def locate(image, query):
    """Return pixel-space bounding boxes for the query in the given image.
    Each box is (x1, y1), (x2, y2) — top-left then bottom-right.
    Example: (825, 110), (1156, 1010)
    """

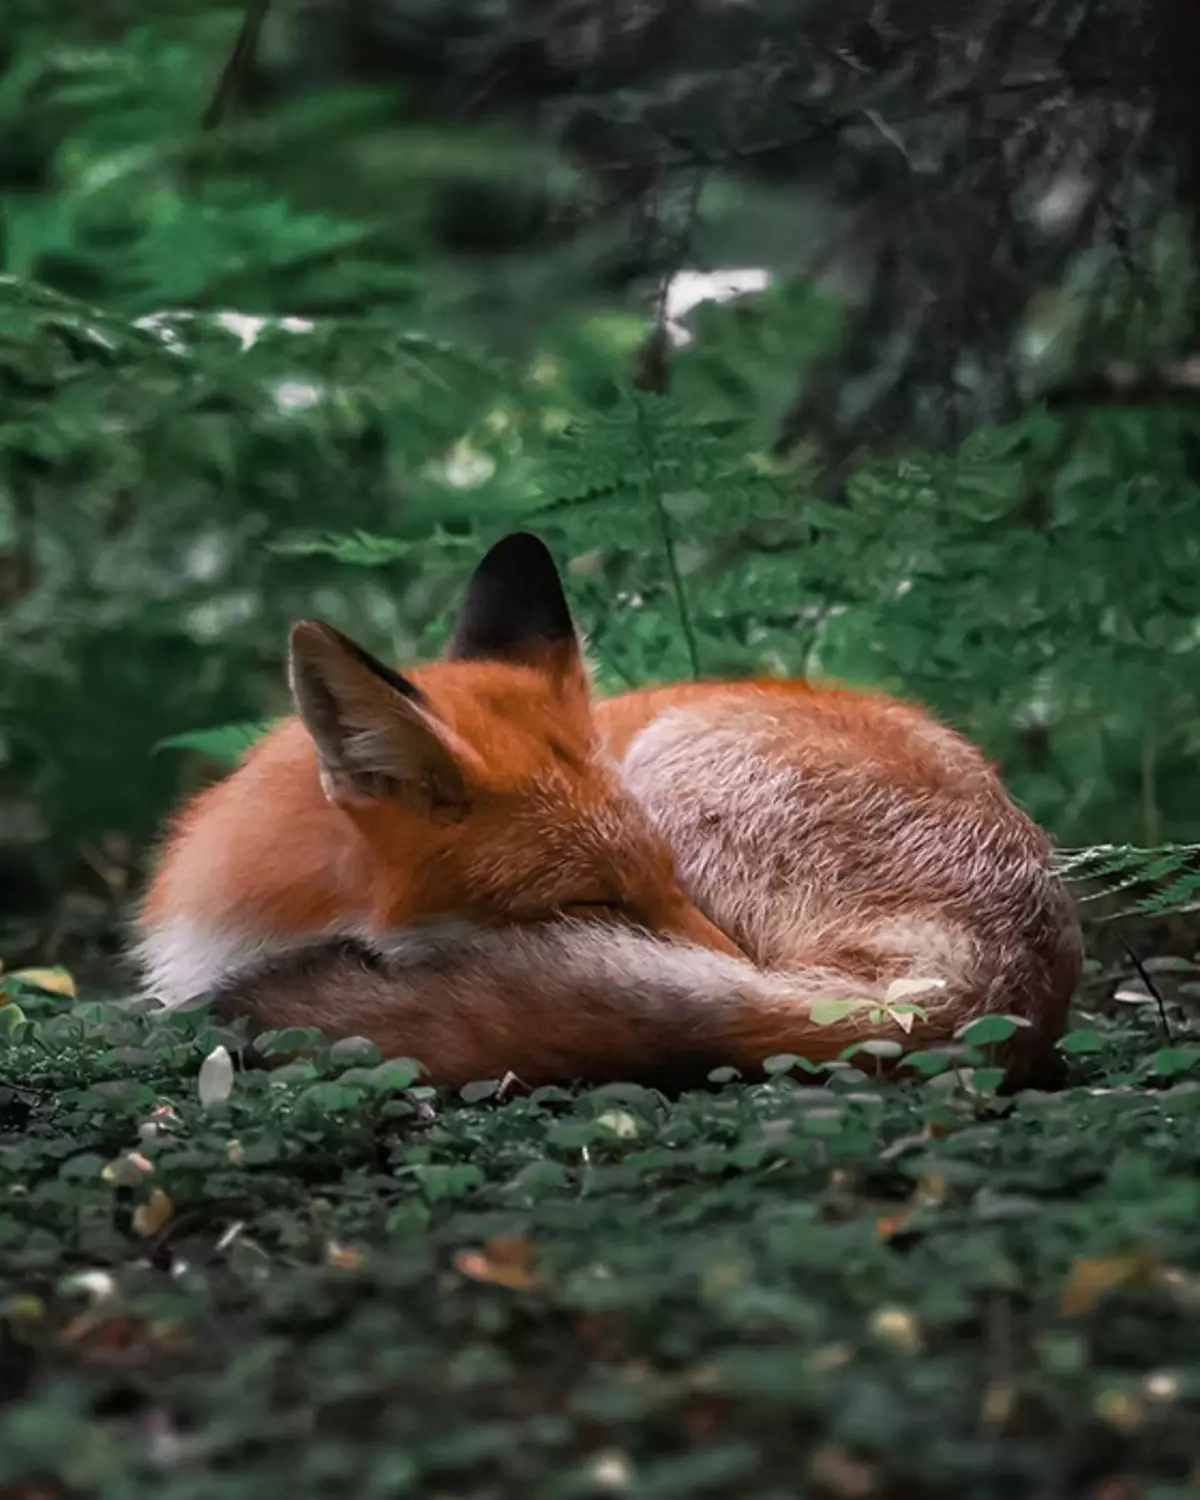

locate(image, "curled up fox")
(135, 533), (1081, 1089)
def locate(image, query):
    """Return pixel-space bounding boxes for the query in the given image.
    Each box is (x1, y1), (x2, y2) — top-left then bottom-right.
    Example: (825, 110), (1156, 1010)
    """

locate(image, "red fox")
(135, 532), (1081, 1089)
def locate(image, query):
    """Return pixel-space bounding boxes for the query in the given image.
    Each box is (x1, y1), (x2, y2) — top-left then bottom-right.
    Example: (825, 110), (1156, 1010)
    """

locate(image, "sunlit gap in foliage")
(662, 268), (771, 347)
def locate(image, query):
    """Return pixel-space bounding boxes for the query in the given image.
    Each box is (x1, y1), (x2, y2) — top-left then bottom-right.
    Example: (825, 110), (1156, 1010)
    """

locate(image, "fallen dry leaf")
(875, 1212), (912, 1241)
(454, 1235), (540, 1290)
(326, 1242), (362, 1271)
(1061, 1248), (1161, 1317)
(132, 1188), (174, 1238)
(9, 966), (77, 997)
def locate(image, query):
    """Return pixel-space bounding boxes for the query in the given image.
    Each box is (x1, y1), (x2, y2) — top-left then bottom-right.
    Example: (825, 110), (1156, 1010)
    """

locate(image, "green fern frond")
(1055, 843), (1200, 919)
(154, 721), (278, 767)
(271, 531), (482, 566)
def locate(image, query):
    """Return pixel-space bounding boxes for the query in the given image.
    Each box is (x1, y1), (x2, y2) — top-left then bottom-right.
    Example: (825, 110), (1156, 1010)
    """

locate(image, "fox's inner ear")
(445, 531), (586, 690)
(288, 621), (470, 813)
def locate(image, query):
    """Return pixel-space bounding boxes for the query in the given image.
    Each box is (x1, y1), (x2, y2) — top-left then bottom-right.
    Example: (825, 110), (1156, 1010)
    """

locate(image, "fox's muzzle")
(665, 899), (745, 960)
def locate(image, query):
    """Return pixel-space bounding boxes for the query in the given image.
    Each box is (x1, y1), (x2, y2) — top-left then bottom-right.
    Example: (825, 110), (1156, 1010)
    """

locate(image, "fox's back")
(596, 681), (1078, 1018)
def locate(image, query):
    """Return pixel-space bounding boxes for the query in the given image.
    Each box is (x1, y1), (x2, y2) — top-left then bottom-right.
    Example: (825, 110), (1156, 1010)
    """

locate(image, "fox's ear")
(445, 532), (584, 687)
(288, 622), (470, 812)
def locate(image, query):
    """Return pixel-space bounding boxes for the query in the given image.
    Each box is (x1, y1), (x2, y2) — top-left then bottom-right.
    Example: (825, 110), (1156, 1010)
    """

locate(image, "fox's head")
(288, 532), (740, 957)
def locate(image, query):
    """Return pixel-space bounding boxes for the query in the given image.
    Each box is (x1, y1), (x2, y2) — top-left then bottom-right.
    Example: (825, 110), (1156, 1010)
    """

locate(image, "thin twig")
(202, 0), (272, 132)
(1121, 935), (1174, 1045)
(630, 166), (708, 680)
(635, 395), (702, 680)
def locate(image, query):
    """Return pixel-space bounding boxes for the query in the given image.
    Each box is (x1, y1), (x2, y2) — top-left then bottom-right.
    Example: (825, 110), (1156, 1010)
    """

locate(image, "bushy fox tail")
(207, 919), (1074, 1091)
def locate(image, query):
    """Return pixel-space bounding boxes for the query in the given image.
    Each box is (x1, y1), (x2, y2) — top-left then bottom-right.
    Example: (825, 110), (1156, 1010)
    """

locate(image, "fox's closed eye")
(560, 899), (625, 915)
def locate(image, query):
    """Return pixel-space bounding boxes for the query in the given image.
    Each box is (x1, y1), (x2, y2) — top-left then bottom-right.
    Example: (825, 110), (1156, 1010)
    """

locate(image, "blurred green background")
(2, 0), (1198, 974)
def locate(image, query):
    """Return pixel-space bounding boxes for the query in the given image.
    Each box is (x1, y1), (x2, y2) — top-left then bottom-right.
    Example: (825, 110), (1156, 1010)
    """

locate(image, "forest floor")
(1, 951), (1200, 1499)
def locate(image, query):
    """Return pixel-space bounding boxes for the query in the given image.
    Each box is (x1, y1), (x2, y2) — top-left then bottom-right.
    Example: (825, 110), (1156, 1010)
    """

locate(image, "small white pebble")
(61, 1270), (117, 1303)
(870, 1306), (923, 1353)
(198, 1045), (235, 1107)
(590, 1451), (634, 1489)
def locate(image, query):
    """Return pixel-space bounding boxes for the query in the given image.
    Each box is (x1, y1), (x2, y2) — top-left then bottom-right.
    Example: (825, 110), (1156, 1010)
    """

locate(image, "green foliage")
(154, 719), (279, 767)
(1056, 843), (1200, 920)
(1, 984), (1200, 1494)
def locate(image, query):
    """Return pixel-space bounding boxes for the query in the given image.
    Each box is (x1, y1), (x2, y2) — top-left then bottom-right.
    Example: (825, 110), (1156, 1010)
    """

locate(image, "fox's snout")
(660, 897), (744, 959)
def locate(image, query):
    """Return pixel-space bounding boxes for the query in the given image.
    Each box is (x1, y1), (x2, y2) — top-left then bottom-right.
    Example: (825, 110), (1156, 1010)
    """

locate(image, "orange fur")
(135, 534), (1081, 1088)
(140, 661), (737, 974)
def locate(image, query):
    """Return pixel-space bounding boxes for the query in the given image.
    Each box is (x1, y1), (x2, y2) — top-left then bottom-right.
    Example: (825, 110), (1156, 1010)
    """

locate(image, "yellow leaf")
(7, 1294), (45, 1325)
(869, 1305), (922, 1353)
(132, 1189), (173, 1238)
(454, 1235), (540, 1290)
(10, 966), (76, 997)
(326, 1242), (362, 1271)
(1061, 1248), (1160, 1317)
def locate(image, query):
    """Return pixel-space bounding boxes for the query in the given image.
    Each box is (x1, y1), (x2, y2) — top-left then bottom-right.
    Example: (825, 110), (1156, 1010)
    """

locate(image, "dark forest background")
(3, 0), (1200, 974)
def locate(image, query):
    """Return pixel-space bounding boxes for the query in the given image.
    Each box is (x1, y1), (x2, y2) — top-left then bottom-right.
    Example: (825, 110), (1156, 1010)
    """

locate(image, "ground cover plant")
(5, 958), (1200, 1498)
(5, 0), (1200, 1494)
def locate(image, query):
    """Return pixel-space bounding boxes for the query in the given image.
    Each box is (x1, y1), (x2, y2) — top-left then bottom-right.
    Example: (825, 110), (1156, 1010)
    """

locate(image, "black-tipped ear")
(445, 532), (579, 668)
